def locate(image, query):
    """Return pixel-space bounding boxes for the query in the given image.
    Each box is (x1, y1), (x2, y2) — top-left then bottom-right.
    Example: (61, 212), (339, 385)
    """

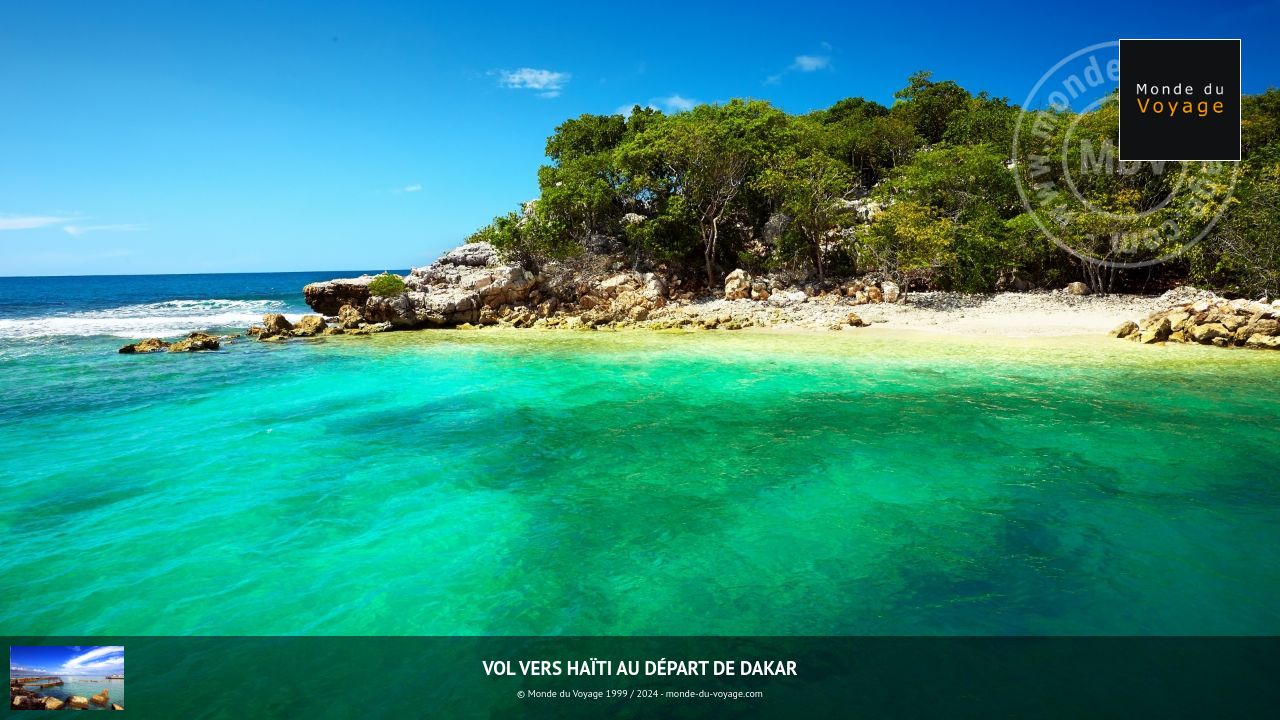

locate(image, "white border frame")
(1118, 38), (1242, 163)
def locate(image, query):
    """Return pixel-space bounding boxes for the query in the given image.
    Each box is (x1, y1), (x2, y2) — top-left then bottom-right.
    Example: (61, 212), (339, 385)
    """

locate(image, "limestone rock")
(365, 287), (480, 327)
(437, 241), (499, 267)
(291, 315), (328, 337)
(346, 322), (393, 335)
(769, 290), (807, 306)
(1066, 281), (1091, 296)
(68, 696), (90, 709)
(750, 282), (770, 301)
(1109, 320), (1139, 339)
(44, 697), (64, 710)
(880, 281), (900, 303)
(724, 269), (751, 300)
(303, 276), (373, 315)
(846, 312), (866, 327)
(641, 273), (668, 306)
(168, 332), (220, 352)
(336, 304), (363, 329)
(262, 313), (294, 336)
(1138, 318), (1171, 344)
(119, 337), (171, 354)
(866, 286), (884, 303)
(405, 241), (535, 312)
(1189, 322), (1230, 344)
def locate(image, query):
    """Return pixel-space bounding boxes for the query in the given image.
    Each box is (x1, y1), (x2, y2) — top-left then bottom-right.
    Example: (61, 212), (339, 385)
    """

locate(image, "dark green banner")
(6, 637), (1278, 718)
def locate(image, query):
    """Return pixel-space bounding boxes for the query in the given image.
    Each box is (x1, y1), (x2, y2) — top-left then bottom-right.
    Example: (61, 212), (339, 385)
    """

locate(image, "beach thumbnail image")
(10, 646), (124, 711)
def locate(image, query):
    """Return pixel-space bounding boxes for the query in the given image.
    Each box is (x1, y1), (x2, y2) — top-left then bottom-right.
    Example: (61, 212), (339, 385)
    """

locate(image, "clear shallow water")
(1, 275), (1278, 636)
(10, 677), (125, 708)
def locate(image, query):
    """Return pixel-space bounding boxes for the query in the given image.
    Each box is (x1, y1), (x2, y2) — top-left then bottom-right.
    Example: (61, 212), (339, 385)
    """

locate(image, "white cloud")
(0, 215), (75, 231)
(62, 223), (146, 236)
(766, 47), (837, 85)
(496, 68), (570, 98)
(791, 55), (831, 72)
(656, 94), (697, 112)
(403, 183), (422, 193)
(59, 646), (124, 675)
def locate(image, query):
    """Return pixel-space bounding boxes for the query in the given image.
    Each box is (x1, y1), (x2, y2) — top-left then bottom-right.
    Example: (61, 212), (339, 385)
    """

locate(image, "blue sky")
(10, 646), (124, 676)
(2, 0), (1277, 276)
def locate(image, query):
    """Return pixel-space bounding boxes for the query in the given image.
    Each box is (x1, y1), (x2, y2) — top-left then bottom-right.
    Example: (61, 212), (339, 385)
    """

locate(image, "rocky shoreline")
(10, 679), (122, 711)
(1111, 291), (1280, 349)
(114, 241), (1280, 351)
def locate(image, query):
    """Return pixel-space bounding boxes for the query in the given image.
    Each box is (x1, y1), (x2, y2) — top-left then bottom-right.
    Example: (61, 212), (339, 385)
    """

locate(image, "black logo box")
(1119, 39), (1241, 161)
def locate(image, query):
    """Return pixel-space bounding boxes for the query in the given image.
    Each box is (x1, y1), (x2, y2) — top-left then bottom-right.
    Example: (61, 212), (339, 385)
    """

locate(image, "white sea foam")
(0, 299), (304, 339)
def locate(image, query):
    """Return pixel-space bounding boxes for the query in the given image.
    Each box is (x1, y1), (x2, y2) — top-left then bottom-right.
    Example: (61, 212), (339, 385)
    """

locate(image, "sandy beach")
(638, 288), (1213, 339)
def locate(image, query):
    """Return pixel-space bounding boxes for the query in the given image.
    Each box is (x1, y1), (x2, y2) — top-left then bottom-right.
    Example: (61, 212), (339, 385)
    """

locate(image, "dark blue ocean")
(0, 271), (406, 340)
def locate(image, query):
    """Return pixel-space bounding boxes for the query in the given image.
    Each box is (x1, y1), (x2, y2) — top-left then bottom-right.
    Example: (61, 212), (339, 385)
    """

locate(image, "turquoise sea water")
(2, 282), (1279, 636)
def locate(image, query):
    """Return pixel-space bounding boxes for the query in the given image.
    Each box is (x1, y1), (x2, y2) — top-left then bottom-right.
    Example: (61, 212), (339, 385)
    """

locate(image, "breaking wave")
(0, 299), (303, 339)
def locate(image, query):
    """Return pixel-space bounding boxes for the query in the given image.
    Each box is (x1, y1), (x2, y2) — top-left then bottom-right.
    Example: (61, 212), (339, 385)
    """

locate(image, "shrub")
(368, 272), (406, 297)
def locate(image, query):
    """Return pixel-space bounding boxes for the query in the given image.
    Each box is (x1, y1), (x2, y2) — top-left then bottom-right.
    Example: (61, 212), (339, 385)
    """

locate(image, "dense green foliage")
(468, 74), (1280, 296)
(368, 272), (406, 297)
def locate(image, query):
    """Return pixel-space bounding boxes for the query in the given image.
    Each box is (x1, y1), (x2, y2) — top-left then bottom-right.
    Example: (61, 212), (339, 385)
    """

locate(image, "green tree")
(618, 100), (790, 286)
(857, 201), (956, 292)
(942, 92), (1018, 149)
(892, 71), (972, 145)
(758, 124), (855, 281)
(467, 206), (575, 269)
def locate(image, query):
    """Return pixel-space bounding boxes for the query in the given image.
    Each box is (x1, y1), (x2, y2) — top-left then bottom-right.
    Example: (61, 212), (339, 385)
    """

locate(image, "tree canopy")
(467, 74), (1280, 296)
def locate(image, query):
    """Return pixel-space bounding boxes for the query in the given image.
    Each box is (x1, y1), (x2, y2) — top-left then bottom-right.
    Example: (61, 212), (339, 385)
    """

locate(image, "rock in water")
(262, 313), (294, 336)
(724, 269), (751, 300)
(291, 315), (327, 337)
(303, 276), (373, 315)
(168, 332), (220, 352)
(68, 696), (90, 709)
(119, 338), (171, 353)
(1066, 281), (1091, 296)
